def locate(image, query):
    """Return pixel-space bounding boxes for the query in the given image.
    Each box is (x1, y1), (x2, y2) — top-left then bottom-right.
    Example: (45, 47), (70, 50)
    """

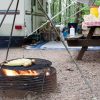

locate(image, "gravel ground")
(0, 48), (100, 100)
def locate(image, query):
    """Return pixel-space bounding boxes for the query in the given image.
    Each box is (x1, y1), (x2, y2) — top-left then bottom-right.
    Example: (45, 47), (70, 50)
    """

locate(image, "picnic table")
(67, 22), (100, 60)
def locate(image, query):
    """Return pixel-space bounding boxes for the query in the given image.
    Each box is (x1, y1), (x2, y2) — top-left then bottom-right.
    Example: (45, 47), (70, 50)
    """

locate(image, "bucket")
(90, 6), (99, 17)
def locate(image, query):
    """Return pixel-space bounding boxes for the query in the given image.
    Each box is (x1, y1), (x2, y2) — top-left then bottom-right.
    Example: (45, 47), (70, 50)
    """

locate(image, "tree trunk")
(59, 0), (61, 23)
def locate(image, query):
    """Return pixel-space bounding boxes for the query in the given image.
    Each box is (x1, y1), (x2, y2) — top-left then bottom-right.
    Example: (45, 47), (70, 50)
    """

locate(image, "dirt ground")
(0, 48), (100, 100)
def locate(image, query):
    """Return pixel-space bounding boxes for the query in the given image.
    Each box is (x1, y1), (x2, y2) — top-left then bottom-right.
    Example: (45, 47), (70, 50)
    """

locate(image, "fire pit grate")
(0, 58), (52, 70)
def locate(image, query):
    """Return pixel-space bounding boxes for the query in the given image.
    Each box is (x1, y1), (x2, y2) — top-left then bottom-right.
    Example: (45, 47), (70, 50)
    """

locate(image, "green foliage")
(51, 0), (61, 23)
(82, 0), (100, 15)
(95, 0), (100, 6)
(82, 5), (90, 15)
(50, 0), (100, 25)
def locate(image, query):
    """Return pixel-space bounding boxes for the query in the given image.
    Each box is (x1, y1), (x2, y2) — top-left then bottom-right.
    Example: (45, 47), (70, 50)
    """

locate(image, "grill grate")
(1, 58), (52, 70)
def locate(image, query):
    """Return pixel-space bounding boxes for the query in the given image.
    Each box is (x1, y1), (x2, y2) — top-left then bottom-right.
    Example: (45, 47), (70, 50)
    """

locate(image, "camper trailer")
(0, 0), (47, 47)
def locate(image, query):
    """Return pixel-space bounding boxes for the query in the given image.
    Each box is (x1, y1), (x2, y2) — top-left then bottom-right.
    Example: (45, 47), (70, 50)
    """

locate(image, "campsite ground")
(0, 48), (100, 100)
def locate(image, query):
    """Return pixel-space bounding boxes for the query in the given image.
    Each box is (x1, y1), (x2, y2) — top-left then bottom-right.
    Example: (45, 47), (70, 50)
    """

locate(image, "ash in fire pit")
(0, 58), (57, 92)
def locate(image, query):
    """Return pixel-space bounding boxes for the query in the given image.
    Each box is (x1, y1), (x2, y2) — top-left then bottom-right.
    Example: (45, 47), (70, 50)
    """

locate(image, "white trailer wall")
(0, 0), (25, 36)
(0, 0), (48, 37)
(24, 0), (32, 35)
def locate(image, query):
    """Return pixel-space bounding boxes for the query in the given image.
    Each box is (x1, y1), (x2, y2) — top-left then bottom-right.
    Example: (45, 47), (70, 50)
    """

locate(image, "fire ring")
(0, 58), (57, 92)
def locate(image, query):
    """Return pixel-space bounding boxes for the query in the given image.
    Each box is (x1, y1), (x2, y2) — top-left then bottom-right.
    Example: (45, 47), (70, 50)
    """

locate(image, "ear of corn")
(4, 59), (35, 67)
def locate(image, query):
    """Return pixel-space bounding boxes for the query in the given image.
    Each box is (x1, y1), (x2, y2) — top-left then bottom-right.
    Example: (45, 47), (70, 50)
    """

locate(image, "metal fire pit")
(0, 58), (57, 92)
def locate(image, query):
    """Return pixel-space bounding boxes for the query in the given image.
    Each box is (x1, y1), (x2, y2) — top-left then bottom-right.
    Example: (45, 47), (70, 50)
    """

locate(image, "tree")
(50, 0), (100, 25)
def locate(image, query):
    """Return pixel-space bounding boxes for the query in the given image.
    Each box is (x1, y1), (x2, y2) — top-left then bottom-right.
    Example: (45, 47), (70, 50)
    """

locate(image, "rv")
(0, 0), (47, 47)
